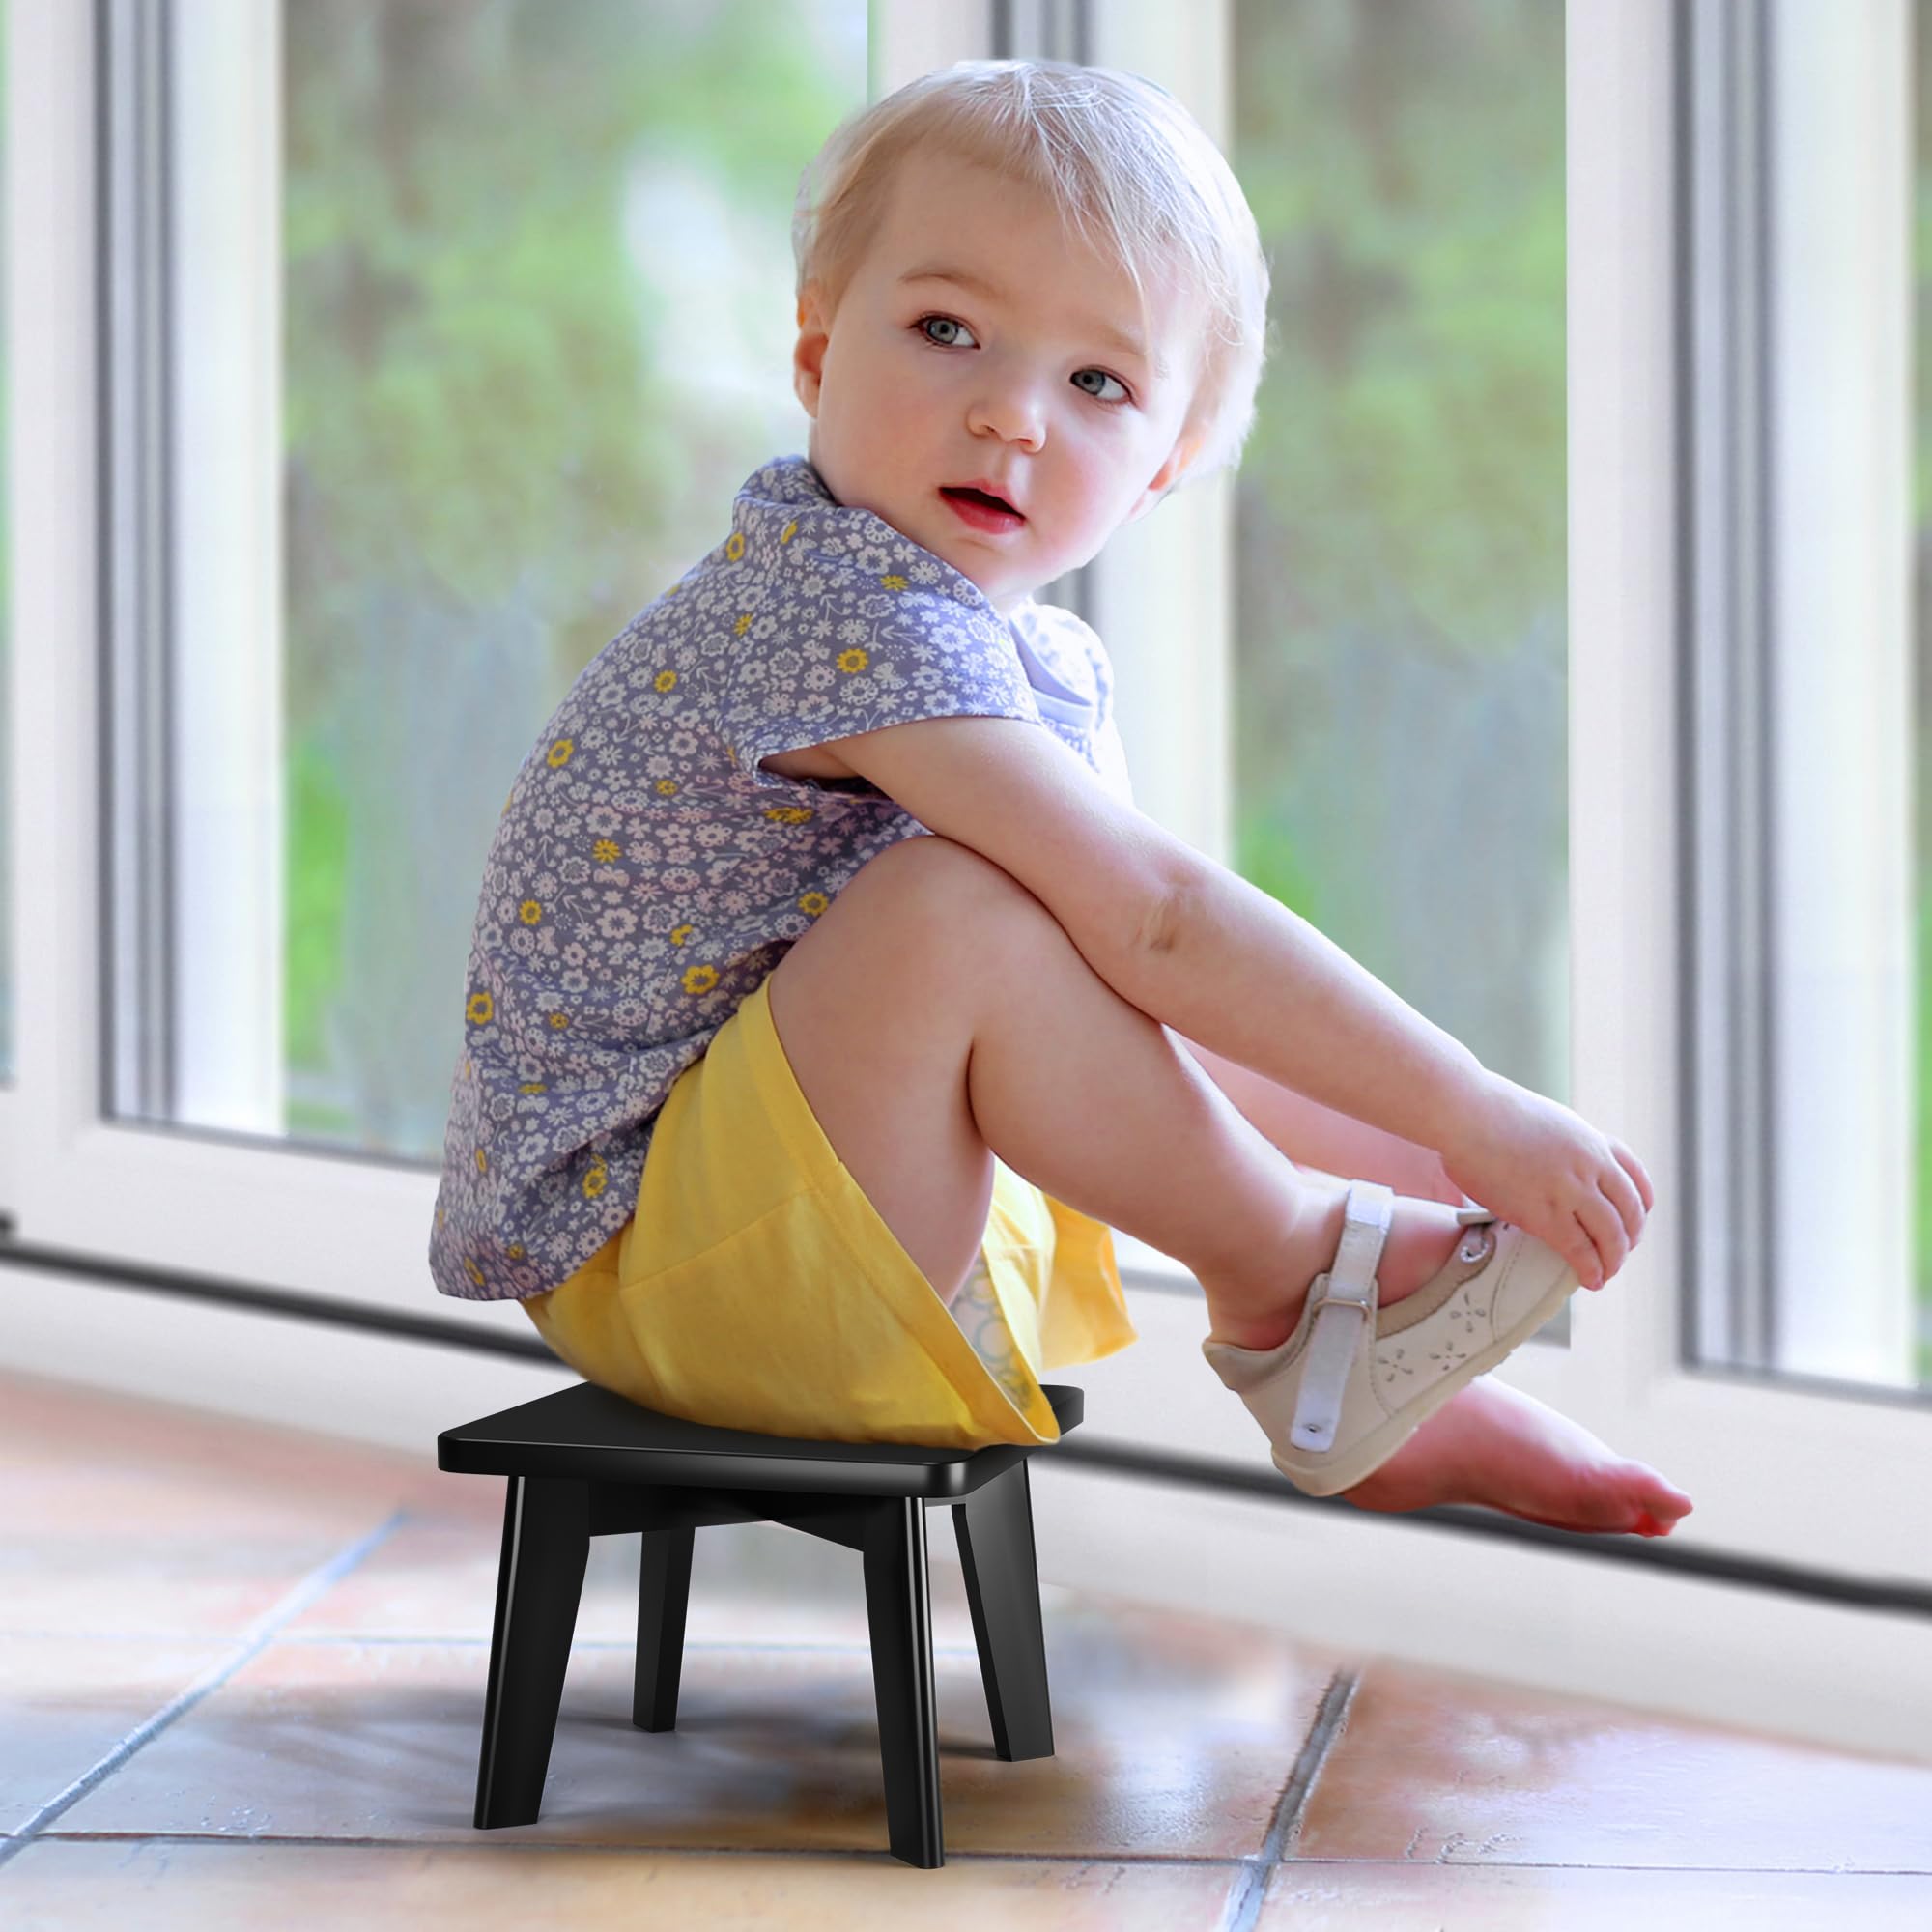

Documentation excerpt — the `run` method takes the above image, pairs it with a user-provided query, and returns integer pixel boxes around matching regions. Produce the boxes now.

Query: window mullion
[166,0,286,1139]
[100,0,176,1125]
[1762,0,1916,1383]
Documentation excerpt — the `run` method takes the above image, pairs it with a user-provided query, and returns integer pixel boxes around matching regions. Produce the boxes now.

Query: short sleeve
[1020,597,1135,810]
[722,578,1045,793]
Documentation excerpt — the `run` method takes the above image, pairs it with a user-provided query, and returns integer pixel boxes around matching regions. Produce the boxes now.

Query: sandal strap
[1327,1179,1395,1310]
[1290,1180,1394,1453]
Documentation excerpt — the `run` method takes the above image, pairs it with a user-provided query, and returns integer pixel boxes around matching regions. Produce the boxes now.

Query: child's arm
[815,711,1641,1293]
[819,711,1481,1157]
[1170,1031,1464,1204]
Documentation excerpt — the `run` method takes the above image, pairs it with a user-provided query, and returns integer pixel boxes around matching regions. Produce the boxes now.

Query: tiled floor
[4,1368,1931,1929]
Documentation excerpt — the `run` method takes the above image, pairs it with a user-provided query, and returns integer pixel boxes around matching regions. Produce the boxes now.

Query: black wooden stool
[437,1378,1083,1868]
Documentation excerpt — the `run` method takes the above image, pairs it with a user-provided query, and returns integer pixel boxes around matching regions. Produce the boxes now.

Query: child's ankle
[1204,1182,1346,1352]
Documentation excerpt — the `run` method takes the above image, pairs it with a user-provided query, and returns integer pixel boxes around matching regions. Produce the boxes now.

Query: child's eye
[911,313,1134,408]
[915,312,978,352]
[1071,367,1133,407]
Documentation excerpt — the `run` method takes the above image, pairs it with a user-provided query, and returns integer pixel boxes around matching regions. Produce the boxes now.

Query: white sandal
[1200,1179,1581,1496]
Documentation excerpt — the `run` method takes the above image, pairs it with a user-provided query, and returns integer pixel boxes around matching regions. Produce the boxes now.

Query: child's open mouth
[940,486,1026,534]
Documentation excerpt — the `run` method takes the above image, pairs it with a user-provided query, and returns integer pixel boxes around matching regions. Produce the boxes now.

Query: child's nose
[966,389,1046,446]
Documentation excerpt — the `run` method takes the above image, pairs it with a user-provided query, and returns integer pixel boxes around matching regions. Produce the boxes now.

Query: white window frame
[3,0,1927,1760]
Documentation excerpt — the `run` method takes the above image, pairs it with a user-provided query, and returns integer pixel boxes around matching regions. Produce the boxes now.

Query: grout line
[1257,1667,1362,1864]
[0,1510,407,1870]
[1216,1665,1362,1932]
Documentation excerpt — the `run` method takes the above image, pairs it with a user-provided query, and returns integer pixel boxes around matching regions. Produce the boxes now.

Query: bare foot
[1338,1372,1696,1538]
[1208,1176,1470,1352]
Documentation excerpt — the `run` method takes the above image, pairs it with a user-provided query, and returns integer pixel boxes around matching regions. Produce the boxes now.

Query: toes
[1630,1492,1694,1536]
[1641,1486,1694,1527]
[1563,1482,1643,1535]
[1621,1465,1695,1530]
[1585,1468,1684,1536]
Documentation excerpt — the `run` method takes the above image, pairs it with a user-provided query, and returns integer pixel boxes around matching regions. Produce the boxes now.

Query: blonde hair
[791,59,1275,495]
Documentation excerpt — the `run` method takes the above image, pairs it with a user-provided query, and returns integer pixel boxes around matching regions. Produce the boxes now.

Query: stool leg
[633,1527,694,1731]
[952,1458,1054,1760]
[859,1495,944,1868]
[473,1474,589,1829]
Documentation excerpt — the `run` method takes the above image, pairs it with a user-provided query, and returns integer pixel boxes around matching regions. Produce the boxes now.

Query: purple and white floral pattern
[427,453,1133,1301]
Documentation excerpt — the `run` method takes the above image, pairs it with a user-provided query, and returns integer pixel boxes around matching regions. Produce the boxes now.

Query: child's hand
[1437,1070,1654,1292]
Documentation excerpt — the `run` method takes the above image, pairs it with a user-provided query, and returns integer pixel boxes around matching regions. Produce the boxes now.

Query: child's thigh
[763,834,1060,1304]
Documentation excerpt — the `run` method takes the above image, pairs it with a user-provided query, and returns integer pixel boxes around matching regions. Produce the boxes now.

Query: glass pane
[1677,2,1922,1396]
[1230,0,1568,1305]
[121,0,868,1154]
[0,0,10,1085]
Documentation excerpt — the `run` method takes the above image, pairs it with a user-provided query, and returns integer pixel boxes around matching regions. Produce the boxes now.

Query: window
[5,5,1925,1667]
[107,0,870,1167]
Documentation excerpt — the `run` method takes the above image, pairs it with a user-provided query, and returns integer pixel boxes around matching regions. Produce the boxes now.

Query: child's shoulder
[1016,595,1114,692]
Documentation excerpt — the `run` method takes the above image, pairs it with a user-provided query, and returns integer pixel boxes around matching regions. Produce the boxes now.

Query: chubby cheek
[821,327,893,421]
[1065,456,1134,528]
[821,384,896,481]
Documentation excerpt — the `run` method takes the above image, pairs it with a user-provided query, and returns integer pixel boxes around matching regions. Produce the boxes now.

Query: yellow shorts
[519,974,1139,1449]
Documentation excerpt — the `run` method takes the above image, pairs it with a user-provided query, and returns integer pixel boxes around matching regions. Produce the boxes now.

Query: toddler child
[429,59,1671,1515]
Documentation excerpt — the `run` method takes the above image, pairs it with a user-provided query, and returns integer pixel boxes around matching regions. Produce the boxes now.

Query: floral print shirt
[428,453,1134,1301]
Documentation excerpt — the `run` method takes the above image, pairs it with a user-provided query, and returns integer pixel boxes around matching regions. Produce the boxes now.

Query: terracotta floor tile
[3,1520,412,1643]
[1296,1655,1932,1872]
[2,1436,419,1544]
[0,1371,461,1541]
[47,1607,1330,1860]
[1256,1862,1932,1928]
[2,1370,407,1477]
[0,1370,467,1640]
[0,1634,235,1836]
[2,1838,1244,1927]
[24,1366,1931,1912]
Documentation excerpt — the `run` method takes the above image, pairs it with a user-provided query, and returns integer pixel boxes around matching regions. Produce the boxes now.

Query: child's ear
[793,280,832,419]
[1124,430,1201,525]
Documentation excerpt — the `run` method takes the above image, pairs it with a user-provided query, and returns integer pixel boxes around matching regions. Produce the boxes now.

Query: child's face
[793,148,1204,618]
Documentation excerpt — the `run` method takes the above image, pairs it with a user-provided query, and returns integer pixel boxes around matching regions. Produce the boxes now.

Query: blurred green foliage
[1231,0,1569,1103]
[281,0,862,1142]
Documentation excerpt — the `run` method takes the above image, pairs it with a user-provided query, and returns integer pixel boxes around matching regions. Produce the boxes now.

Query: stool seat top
[438,1380,1084,1500]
